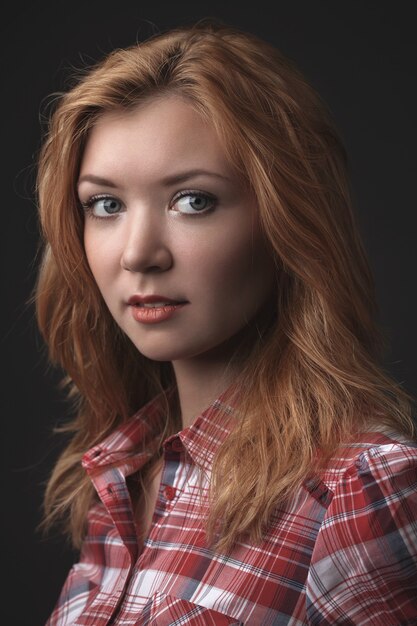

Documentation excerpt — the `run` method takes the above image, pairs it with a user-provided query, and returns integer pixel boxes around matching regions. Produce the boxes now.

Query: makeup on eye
[171,189,216,215]
[81,195,122,218]
[80,189,217,219]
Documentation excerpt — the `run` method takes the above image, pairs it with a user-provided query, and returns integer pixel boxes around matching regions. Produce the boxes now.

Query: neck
[172,360,239,429]
[171,304,275,429]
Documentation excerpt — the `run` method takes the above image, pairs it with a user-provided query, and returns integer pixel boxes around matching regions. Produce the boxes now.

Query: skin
[79,94,277,429]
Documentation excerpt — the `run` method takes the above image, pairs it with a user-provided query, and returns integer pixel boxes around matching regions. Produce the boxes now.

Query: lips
[138,302,175,308]
[127,294,188,307]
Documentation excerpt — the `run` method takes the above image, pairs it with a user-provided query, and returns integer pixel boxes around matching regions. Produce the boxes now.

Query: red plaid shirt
[46,384,417,625]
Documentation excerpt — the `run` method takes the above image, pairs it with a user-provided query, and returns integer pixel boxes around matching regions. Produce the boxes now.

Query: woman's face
[79,95,276,365]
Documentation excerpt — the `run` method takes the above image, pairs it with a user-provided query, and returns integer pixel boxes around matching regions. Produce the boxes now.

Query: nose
[120,206,173,273]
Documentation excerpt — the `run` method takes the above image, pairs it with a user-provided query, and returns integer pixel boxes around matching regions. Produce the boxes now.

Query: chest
[105,466,328,624]
[76,444,334,625]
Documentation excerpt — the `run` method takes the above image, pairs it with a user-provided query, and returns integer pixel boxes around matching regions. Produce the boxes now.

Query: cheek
[182,225,271,299]
[83,227,119,289]
[217,232,276,307]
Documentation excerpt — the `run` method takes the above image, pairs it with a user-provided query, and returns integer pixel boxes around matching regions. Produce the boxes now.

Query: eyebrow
[77,174,118,188]
[162,169,232,185]
[77,169,232,188]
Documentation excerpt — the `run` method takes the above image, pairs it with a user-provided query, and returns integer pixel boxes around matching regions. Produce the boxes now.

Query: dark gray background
[2,2,416,624]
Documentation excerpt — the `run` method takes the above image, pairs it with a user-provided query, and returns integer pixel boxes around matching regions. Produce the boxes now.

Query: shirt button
[163,485,176,501]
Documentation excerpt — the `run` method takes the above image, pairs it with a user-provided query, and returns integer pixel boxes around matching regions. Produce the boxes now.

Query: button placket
[158,445,182,507]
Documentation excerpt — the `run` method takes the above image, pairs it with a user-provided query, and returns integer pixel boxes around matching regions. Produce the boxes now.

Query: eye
[81,195,123,218]
[171,191,216,216]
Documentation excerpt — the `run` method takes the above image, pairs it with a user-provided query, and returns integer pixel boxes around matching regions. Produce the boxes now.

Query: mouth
[133,301,188,308]
[129,300,188,324]
[127,294,189,309]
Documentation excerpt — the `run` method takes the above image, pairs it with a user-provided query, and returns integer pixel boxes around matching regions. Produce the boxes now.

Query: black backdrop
[2,2,416,625]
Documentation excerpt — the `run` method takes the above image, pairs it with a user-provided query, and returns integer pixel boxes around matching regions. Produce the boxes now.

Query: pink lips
[127,294,189,325]
[128,294,187,306]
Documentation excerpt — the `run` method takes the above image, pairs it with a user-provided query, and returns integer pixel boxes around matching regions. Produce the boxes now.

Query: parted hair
[34,19,415,552]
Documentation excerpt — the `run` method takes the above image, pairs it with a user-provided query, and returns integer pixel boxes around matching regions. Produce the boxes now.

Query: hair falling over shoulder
[34,19,416,552]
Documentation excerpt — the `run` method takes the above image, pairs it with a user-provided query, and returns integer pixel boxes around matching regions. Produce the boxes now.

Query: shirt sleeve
[306,442,417,625]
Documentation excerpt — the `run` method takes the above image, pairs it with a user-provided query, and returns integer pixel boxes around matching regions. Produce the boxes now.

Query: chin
[133,336,226,363]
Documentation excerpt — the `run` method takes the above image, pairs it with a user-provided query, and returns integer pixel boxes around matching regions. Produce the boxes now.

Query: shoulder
[321,429,417,495]
[318,430,417,537]
[320,430,417,535]
[306,430,417,624]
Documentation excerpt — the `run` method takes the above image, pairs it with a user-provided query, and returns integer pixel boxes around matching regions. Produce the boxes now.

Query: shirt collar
[166,382,239,474]
[82,382,240,476]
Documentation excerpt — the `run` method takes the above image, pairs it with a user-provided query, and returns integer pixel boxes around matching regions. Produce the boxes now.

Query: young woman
[35,20,417,625]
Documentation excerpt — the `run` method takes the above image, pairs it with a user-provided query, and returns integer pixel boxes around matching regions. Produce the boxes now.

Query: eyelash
[80,189,217,220]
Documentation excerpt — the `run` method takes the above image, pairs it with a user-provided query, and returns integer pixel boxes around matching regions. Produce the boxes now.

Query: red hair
[34,20,416,551]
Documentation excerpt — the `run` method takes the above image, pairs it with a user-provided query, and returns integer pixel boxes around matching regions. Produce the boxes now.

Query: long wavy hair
[34,19,416,552]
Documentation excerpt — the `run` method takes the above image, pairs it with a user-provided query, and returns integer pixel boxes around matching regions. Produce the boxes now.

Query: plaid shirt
[46,384,417,625]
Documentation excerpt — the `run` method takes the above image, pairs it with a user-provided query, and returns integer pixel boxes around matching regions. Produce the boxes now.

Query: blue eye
[81,190,216,219]
[172,191,216,215]
[82,195,122,218]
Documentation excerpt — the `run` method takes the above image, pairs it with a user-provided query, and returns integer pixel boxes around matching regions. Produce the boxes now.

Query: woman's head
[37,20,379,384]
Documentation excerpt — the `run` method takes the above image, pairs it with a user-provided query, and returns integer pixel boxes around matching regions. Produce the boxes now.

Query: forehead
[79,95,235,180]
